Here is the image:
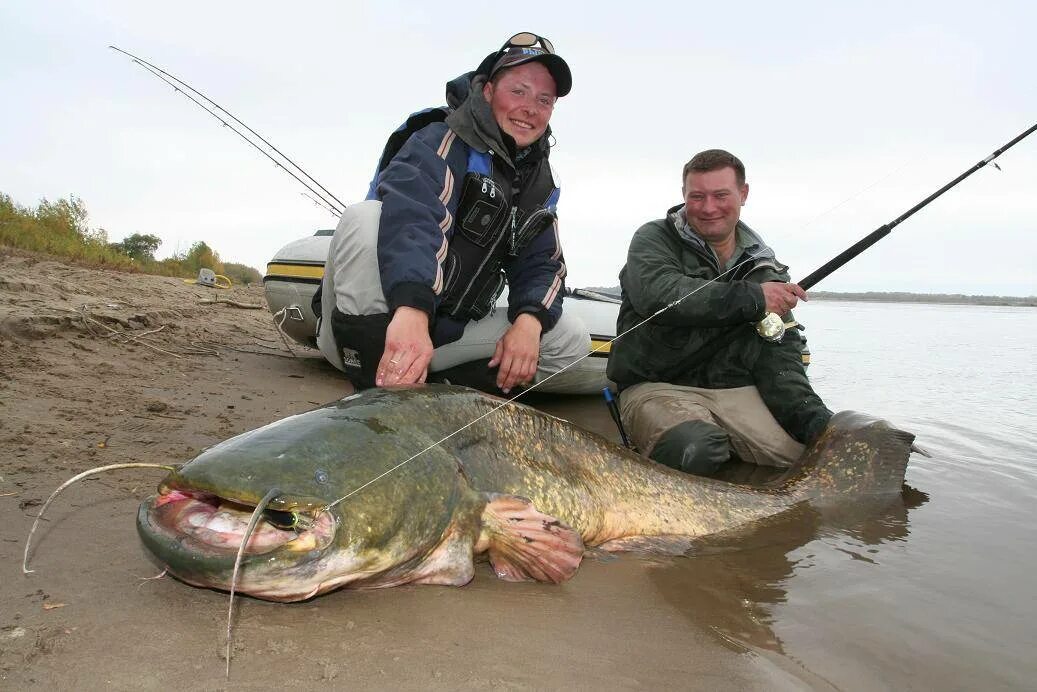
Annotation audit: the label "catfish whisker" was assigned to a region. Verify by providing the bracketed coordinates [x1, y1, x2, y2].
[137, 568, 169, 588]
[23, 463, 177, 574]
[226, 487, 281, 679]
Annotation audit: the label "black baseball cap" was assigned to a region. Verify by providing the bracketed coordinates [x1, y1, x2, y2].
[476, 33, 572, 97]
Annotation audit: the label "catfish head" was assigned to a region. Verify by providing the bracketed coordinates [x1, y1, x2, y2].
[137, 393, 480, 602]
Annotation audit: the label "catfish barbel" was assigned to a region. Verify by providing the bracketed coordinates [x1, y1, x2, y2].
[135, 384, 914, 601]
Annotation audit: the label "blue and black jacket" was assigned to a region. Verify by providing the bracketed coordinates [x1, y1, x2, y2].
[366, 72, 567, 346]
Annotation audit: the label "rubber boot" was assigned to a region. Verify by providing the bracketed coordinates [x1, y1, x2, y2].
[650, 420, 732, 477]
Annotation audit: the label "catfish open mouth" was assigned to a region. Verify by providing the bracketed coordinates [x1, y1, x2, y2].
[145, 488, 336, 558]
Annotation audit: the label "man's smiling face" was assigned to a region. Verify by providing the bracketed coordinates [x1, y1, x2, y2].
[483, 61, 557, 148]
[683, 167, 749, 245]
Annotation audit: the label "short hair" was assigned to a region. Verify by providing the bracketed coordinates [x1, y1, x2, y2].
[682, 149, 746, 187]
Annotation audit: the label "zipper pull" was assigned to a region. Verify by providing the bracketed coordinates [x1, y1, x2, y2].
[489, 180, 496, 198]
[481, 180, 487, 194]
[509, 207, 518, 255]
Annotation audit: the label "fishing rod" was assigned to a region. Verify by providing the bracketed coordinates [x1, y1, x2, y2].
[748, 120, 1037, 341]
[109, 45, 346, 218]
[798, 120, 1037, 292]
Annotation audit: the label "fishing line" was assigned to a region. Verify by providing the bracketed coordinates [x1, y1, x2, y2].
[325, 119, 1037, 510]
[324, 248, 769, 511]
[796, 158, 914, 232]
[109, 46, 345, 218]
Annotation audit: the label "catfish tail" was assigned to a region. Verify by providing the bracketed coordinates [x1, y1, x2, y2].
[781, 411, 915, 501]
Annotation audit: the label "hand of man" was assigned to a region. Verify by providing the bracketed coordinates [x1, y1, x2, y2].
[376, 306, 434, 386]
[488, 313, 543, 394]
[761, 282, 807, 316]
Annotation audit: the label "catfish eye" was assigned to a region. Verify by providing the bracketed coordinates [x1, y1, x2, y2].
[314, 469, 329, 484]
[264, 508, 299, 530]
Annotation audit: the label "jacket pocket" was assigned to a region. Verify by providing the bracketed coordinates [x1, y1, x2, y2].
[440, 250, 460, 295]
[455, 173, 507, 247]
[463, 269, 506, 320]
[509, 207, 556, 255]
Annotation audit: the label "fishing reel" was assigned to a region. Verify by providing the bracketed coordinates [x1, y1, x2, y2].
[755, 312, 786, 342]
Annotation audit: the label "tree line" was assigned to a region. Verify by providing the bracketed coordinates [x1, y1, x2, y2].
[0, 192, 262, 285]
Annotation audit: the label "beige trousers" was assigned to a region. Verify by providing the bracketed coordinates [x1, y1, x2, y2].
[619, 382, 804, 468]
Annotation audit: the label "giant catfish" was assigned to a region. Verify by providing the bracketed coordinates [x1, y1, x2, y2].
[136, 384, 914, 601]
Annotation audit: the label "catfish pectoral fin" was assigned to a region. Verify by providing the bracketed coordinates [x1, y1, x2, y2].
[479, 494, 584, 584]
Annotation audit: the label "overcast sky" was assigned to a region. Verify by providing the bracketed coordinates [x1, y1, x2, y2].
[2, 0, 1035, 295]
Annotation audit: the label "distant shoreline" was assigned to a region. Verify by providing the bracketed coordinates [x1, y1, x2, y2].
[585, 287, 1036, 308]
[806, 291, 1036, 307]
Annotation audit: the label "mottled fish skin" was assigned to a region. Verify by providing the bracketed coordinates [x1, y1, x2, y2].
[136, 385, 913, 601]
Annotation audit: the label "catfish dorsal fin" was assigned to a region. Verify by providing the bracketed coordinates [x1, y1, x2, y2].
[479, 494, 584, 584]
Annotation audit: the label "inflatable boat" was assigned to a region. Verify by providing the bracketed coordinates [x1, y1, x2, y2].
[263, 229, 620, 394]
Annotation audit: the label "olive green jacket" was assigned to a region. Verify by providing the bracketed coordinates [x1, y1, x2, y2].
[607, 205, 831, 443]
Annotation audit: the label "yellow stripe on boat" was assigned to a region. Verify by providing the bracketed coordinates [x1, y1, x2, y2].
[266, 263, 326, 280]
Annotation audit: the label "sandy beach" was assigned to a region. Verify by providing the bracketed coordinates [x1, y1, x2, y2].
[0, 250, 813, 689]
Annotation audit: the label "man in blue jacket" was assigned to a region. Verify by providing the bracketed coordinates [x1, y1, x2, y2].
[318, 32, 588, 394]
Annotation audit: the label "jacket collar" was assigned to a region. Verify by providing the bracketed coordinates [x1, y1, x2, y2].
[666, 203, 776, 264]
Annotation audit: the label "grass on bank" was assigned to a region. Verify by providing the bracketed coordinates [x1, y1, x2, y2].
[0, 192, 262, 285]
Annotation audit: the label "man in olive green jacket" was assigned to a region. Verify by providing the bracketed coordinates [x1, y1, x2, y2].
[607, 149, 832, 476]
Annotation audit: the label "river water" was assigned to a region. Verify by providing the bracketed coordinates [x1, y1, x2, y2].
[544, 300, 1037, 690]
[780, 301, 1037, 689]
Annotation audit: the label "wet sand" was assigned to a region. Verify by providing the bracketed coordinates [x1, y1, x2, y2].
[1, 251, 811, 689]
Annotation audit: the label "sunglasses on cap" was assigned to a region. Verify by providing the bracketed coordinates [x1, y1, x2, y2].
[499, 32, 555, 55]
[476, 31, 571, 96]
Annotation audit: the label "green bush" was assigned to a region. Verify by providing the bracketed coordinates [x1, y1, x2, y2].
[0, 193, 133, 267]
[110, 232, 162, 261]
[1, 192, 262, 282]
[222, 262, 263, 286]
